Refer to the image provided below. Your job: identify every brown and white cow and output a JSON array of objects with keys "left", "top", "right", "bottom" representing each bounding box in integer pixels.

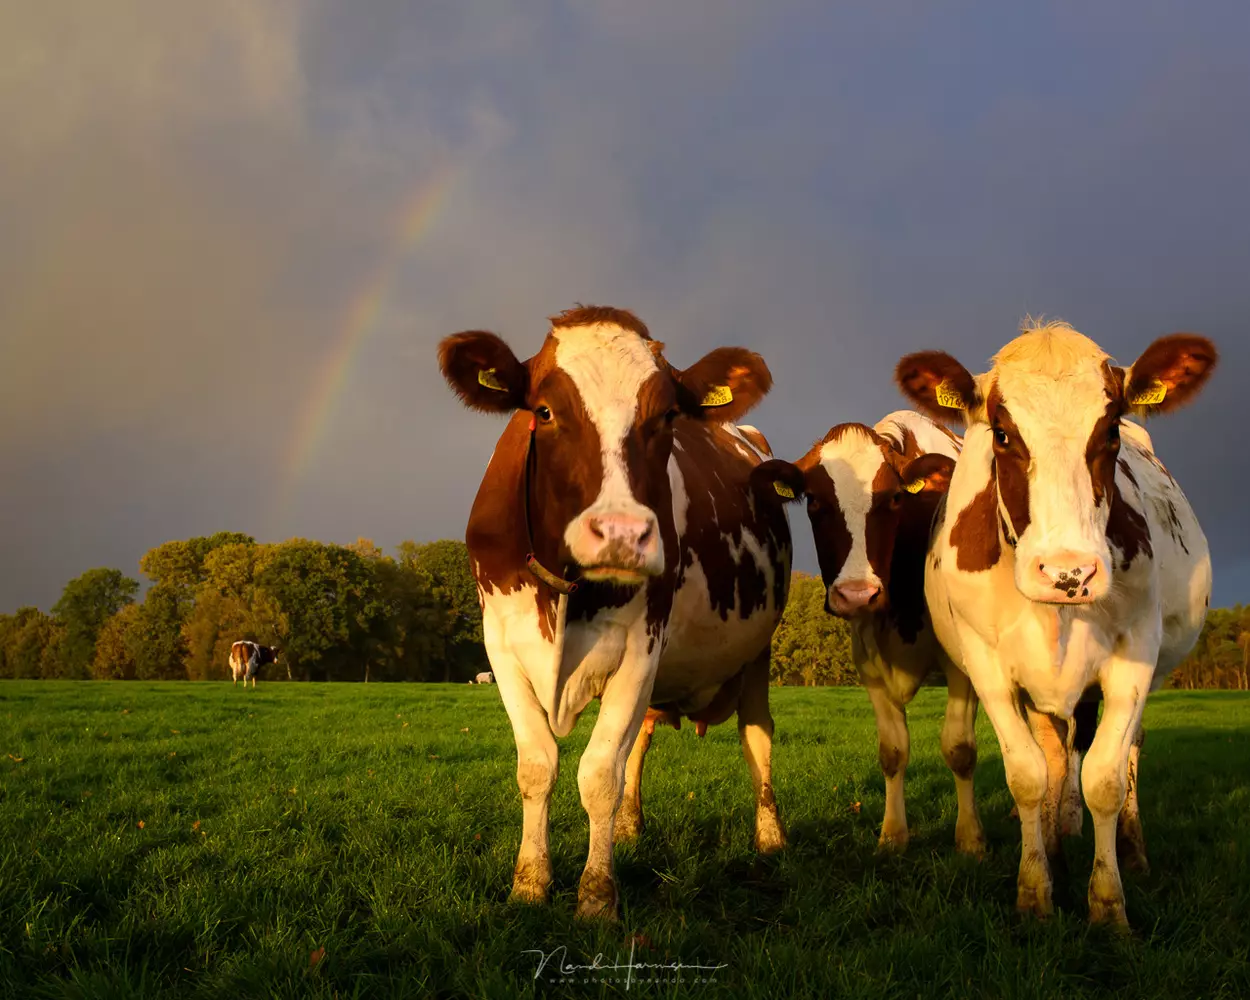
[
  {"left": 896, "top": 321, "right": 1215, "bottom": 928},
  {"left": 752, "top": 410, "right": 986, "bottom": 855},
  {"left": 229, "top": 640, "right": 278, "bottom": 688},
  {"left": 439, "top": 305, "right": 792, "bottom": 920}
]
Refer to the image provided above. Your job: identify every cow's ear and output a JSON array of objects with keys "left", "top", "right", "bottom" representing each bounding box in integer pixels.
[
  {"left": 749, "top": 459, "right": 806, "bottom": 506},
  {"left": 899, "top": 453, "right": 956, "bottom": 497},
  {"left": 895, "top": 351, "right": 979, "bottom": 425},
  {"left": 676, "top": 347, "right": 773, "bottom": 422},
  {"left": 438, "top": 331, "right": 528, "bottom": 413},
  {"left": 1123, "top": 334, "right": 1218, "bottom": 417}
]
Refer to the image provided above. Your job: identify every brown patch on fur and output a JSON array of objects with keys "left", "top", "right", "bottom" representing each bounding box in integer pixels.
[
  {"left": 1106, "top": 478, "right": 1153, "bottom": 571},
  {"left": 550, "top": 304, "right": 651, "bottom": 339},
  {"left": 1126, "top": 334, "right": 1219, "bottom": 415},
  {"left": 951, "top": 479, "right": 1002, "bottom": 572},
  {"left": 1117, "top": 458, "right": 1138, "bottom": 488},
  {"left": 879, "top": 743, "right": 905, "bottom": 779},
  {"left": 945, "top": 742, "right": 977, "bottom": 779},
  {"left": 986, "top": 384, "right": 1031, "bottom": 540},
  {"left": 803, "top": 462, "right": 853, "bottom": 603}
]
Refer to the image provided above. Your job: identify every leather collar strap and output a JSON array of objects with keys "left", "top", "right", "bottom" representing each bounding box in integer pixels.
[{"left": 522, "top": 412, "right": 580, "bottom": 595}]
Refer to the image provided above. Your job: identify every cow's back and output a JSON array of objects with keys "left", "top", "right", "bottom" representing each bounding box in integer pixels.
[{"left": 653, "top": 422, "right": 791, "bottom": 706}]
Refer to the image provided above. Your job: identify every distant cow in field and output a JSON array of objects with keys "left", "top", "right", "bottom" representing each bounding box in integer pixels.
[
  {"left": 753, "top": 410, "right": 986, "bottom": 855},
  {"left": 439, "top": 304, "right": 792, "bottom": 920},
  {"left": 895, "top": 321, "right": 1215, "bottom": 928},
  {"left": 474, "top": 671, "right": 495, "bottom": 684},
  {"left": 229, "top": 641, "right": 278, "bottom": 689}
]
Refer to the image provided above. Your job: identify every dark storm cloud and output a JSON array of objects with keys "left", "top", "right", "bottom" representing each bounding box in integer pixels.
[{"left": 1, "top": 1, "right": 1246, "bottom": 609}]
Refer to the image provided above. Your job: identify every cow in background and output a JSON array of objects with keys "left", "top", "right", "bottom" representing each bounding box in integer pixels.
[
  {"left": 229, "top": 641, "right": 278, "bottom": 689},
  {"left": 752, "top": 410, "right": 985, "bottom": 855},
  {"left": 895, "top": 322, "right": 1215, "bottom": 928},
  {"left": 474, "top": 671, "right": 495, "bottom": 684},
  {"left": 440, "top": 305, "right": 792, "bottom": 920}
]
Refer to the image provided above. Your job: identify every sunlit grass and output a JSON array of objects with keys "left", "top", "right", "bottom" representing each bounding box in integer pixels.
[{"left": 1, "top": 682, "right": 1248, "bottom": 998}]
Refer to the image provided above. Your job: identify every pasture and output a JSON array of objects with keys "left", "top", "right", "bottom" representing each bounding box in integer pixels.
[{"left": 1, "top": 683, "right": 1248, "bottom": 999}]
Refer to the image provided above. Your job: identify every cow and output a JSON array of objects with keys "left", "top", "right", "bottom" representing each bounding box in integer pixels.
[
  {"left": 439, "top": 305, "right": 792, "bottom": 920},
  {"left": 229, "top": 640, "right": 279, "bottom": 689},
  {"left": 751, "top": 410, "right": 986, "bottom": 855},
  {"left": 894, "top": 321, "right": 1216, "bottom": 928},
  {"left": 474, "top": 671, "right": 496, "bottom": 684}
]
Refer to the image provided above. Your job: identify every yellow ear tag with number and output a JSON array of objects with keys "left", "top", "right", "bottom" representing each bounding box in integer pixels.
[
  {"left": 1128, "top": 378, "right": 1167, "bottom": 406},
  {"left": 701, "top": 384, "right": 734, "bottom": 407},
  {"left": 934, "top": 380, "right": 964, "bottom": 409},
  {"left": 477, "top": 368, "right": 507, "bottom": 392},
  {"left": 773, "top": 481, "right": 796, "bottom": 499},
  {"left": 903, "top": 479, "right": 926, "bottom": 494}
]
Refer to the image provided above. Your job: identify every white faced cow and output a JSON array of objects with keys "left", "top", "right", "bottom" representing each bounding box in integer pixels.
[
  {"left": 439, "top": 305, "right": 792, "bottom": 920},
  {"left": 896, "top": 322, "right": 1215, "bottom": 928},
  {"left": 753, "top": 411, "right": 986, "bottom": 855}
]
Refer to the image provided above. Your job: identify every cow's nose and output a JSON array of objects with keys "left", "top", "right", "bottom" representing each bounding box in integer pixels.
[
  {"left": 829, "top": 580, "right": 882, "bottom": 614},
  {"left": 586, "top": 515, "right": 654, "bottom": 548},
  {"left": 1035, "top": 557, "right": 1098, "bottom": 598}
]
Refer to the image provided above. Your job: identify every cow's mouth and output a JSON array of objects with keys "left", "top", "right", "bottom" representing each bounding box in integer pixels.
[{"left": 581, "top": 566, "right": 652, "bottom": 586}]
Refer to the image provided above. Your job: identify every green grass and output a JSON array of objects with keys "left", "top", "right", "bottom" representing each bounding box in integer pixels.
[{"left": 1, "top": 683, "right": 1248, "bottom": 999}]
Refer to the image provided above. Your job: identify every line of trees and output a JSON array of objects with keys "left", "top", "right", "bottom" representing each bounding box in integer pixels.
[{"left": 0, "top": 545, "right": 1242, "bottom": 688}]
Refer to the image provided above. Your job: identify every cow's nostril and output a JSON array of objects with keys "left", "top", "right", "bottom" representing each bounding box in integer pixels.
[
  {"left": 588, "top": 519, "right": 605, "bottom": 540},
  {"left": 639, "top": 523, "right": 654, "bottom": 545}
]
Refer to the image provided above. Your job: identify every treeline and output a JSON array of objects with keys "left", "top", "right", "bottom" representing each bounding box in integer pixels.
[
  {"left": 0, "top": 534, "right": 486, "bottom": 683},
  {"left": 0, "top": 544, "right": 1241, "bottom": 688}
]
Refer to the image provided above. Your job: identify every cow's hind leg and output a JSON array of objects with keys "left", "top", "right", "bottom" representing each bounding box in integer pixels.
[
  {"left": 738, "top": 651, "right": 785, "bottom": 854},
  {"left": 864, "top": 679, "right": 910, "bottom": 852},
  {"left": 1025, "top": 705, "right": 1070, "bottom": 863},
  {"left": 940, "top": 665, "right": 985, "bottom": 857},
  {"left": 616, "top": 721, "right": 653, "bottom": 843},
  {"left": 1116, "top": 723, "right": 1148, "bottom": 873}
]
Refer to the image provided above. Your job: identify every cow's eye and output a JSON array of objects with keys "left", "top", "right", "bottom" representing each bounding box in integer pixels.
[
  {"left": 1107, "top": 422, "right": 1120, "bottom": 447},
  {"left": 891, "top": 491, "right": 904, "bottom": 508},
  {"left": 535, "top": 405, "right": 553, "bottom": 423},
  {"left": 807, "top": 497, "right": 821, "bottom": 513},
  {"left": 992, "top": 427, "right": 1009, "bottom": 448}
]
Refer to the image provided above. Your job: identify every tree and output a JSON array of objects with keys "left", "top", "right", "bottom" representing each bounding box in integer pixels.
[
  {"left": 0, "top": 608, "right": 65, "bottom": 680},
  {"left": 92, "top": 604, "right": 143, "bottom": 680},
  {"left": 770, "top": 573, "right": 857, "bottom": 686},
  {"left": 51, "top": 568, "right": 139, "bottom": 678},
  {"left": 398, "top": 539, "right": 486, "bottom": 682}
]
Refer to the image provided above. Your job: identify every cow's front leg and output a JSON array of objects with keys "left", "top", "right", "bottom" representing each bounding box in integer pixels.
[
  {"left": 863, "top": 678, "right": 910, "bottom": 852},
  {"left": 1024, "top": 705, "right": 1071, "bottom": 862},
  {"left": 494, "top": 670, "right": 559, "bottom": 905},
  {"left": 738, "top": 651, "right": 785, "bottom": 853},
  {"left": 960, "top": 638, "right": 1052, "bottom": 917},
  {"left": 940, "top": 664, "right": 985, "bottom": 857},
  {"left": 575, "top": 647, "right": 656, "bottom": 920},
  {"left": 1084, "top": 654, "right": 1154, "bottom": 929},
  {"left": 1116, "top": 723, "right": 1148, "bottom": 873}
]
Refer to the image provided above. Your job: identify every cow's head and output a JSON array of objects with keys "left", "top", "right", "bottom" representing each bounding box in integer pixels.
[
  {"left": 896, "top": 323, "right": 1217, "bottom": 604},
  {"left": 751, "top": 425, "right": 954, "bottom": 617},
  {"left": 440, "top": 305, "right": 772, "bottom": 585}
]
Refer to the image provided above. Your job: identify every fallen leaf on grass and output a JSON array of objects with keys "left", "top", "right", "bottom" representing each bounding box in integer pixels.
[
  {"left": 122, "top": 709, "right": 130, "bottom": 715},
  {"left": 401, "top": 722, "right": 409, "bottom": 729},
  {"left": 460, "top": 727, "right": 469, "bottom": 733},
  {"left": 474, "top": 833, "right": 482, "bottom": 841},
  {"left": 192, "top": 821, "right": 201, "bottom": 832},
  {"left": 428, "top": 754, "right": 439, "bottom": 760},
  {"left": 366, "top": 769, "right": 375, "bottom": 778},
  {"left": 101, "top": 732, "right": 109, "bottom": 737},
  {"left": 850, "top": 802, "right": 861, "bottom": 814},
  {"left": 7, "top": 754, "right": 23, "bottom": 763},
  {"left": 309, "top": 947, "right": 326, "bottom": 968},
  {"left": 82, "top": 791, "right": 93, "bottom": 798},
  {"left": 170, "top": 729, "right": 180, "bottom": 734},
  {"left": 137, "top": 821, "right": 145, "bottom": 829},
  {"left": 688, "top": 791, "right": 695, "bottom": 800},
  {"left": 168, "top": 752, "right": 177, "bottom": 759}
]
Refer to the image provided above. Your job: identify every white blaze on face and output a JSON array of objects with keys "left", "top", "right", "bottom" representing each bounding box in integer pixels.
[
  {"left": 555, "top": 322, "right": 665, "bottom": 576},
  {"left": 819, "top": 428, "right": 888, "bottom": 591},
  {"left": 990, "top": 325, "right": 1117, "bottom": 601}
]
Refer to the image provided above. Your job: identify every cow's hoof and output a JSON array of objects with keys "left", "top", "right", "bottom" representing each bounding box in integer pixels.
[
  {"left": 615, "top": 812, "right": 644, "bottom": 844},
  {"left": 1015, "top": 880, "right": 1054, "bottom": 919},
  {"left": 954, "top": 826, "right": 987, "bottom": 860},
  {"left": 1088, "top": 893, "right": 1130, "bottom": 932},
  {"left": 877, "top": 828, "right": 909, "bottom": 854},
  {"left": 754, "top": 812, "right": 787, "bottom": 854},
  {"left": 1117, "top": 827, "right": 1150, "bottom": 874},
  {"left": 575, "top": 872, "right": 618, "bottom": 921},
  {"left": 510, "top": 862, "right": 551, "bottom": 905}
]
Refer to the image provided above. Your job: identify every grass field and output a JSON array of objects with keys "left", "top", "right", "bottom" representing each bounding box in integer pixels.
[{"left": 1, "top": 682, "right": 1248, "bottom": 999}]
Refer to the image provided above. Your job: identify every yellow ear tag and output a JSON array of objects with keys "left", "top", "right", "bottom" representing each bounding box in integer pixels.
[
  {"left": 773, "top": 481, "right": 796, "bottom": 499},
  {"left": 477, "top": 368, "right": 507, "bottom": 392},
  {"left": 934, "top": 379, "right": 965, "bottom": 409},
  {"left": 701, "top": 384, "right": 734, "bottom": 407},
  {"left": 1128, "top": 378, "right": 1167, "bottom": 406},
  {"left": 903, "top": 479, "right": 926, "bottom": 494}
]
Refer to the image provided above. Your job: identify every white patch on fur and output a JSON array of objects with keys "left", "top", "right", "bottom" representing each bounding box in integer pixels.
[
  {"left": 875, "top": 409, "right": 962, "bottom": 459},
  {"left": 554, "top": 323, "right": 663, "bottom": 568},
  {"left": 818, "top": 426, "right": 888, "bottom": 588}
]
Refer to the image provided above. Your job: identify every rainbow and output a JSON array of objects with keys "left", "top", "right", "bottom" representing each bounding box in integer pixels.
[{"left": 278, "top": 163, "right": 459, "bottom": 513}]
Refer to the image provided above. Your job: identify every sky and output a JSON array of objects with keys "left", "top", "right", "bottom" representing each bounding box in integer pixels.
[{"left": 1, "top": 1, "right": 1247, "bottom": 611}]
